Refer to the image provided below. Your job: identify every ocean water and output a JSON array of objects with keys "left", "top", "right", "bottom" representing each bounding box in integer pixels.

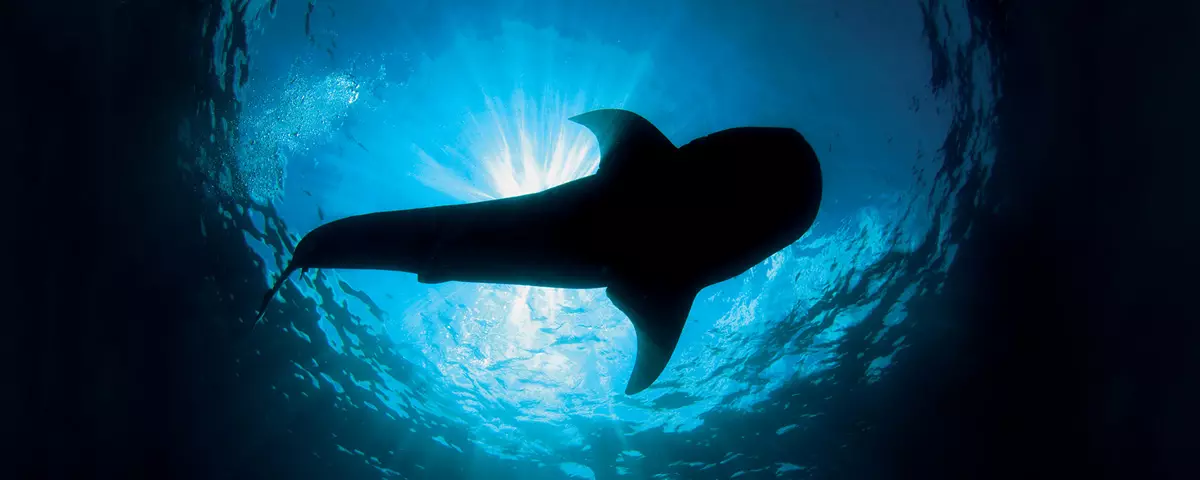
[
  {"left": 16, "top": 0, "right": 1198, "bottom": 478},
  {"left": 196, "top": 0, "right": 995, "bottom": 478}
]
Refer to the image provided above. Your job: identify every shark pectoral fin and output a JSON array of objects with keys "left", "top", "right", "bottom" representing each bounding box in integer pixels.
[{"left": 606, "top": 282, "right": 699, "bottom": 395}]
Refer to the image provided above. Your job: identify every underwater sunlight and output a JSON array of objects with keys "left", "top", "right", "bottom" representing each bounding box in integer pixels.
[{"left": 192, "top": 0, "right": 998, "bottom": 478}]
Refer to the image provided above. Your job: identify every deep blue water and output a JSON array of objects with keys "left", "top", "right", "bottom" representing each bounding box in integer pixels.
[
  {"left": 15, "top": 0, "right": 1199, "bottom": 478},
  {"left": 199, "top": 0, "right": 995, "bottom": 478}
]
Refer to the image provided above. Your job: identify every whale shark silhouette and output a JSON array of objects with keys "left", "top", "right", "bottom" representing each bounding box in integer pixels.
[{"left": 255, "top": 109, "right": 823, "bottom": 394}]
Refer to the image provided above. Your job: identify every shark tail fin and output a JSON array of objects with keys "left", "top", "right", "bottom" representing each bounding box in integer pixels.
[
  {"left": 252, "top": 265, "right": 306, "bottom": 330},
  {"left": 606, "top": 281, "right": 699, "bottom": 395}
]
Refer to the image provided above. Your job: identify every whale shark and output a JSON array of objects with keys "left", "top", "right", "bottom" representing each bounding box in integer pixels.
[{"left": 254, "top": 109, "right": 823, "bottom": 394}]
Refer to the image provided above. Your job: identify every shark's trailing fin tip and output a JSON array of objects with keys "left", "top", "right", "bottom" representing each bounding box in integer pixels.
[
  {"left": 606, "top": 281, "right": 698, "bottom": 395},
  {"left": 569, "top": 109, "right": 676, "bottom": 176},
  {"left": 253, "top": 264, "right": 299, "bottom": 329}
]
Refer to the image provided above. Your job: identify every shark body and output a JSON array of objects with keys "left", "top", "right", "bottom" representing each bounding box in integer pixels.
[{"left": 255, "top": 109, "right": 823, "bottom": 394}]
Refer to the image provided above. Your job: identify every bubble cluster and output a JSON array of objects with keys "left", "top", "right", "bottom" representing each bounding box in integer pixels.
[{"left": 231, "top": 61, "right": 383, "bottom": 203}]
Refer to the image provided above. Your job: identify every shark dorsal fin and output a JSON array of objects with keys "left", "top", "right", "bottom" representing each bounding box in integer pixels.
[
  {"left": 570, "top": 109, "right": 676, "bottom": 177},
  {"left": 606, "top": 281, "right": 699, "bottom": 394}
]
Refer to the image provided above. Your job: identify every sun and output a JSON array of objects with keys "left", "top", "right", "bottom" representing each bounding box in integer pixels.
[
  {"left": 413, "top": 88, "right": 603, "bottom": 202},
  {"left": 404, "top": 87, "right": 636, "bottom": 401}
]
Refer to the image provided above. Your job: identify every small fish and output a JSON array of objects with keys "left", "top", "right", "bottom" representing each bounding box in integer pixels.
[
  {"left": 345, "top": 132, "right": 370, "bottom": 152},
  {"left": 304, "top": 1, "right": 315, "bottom": 43}
]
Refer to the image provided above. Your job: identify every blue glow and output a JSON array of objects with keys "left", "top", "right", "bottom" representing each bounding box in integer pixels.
[{"left": 213, "top": 0, "right": 998, "bottom": 477}]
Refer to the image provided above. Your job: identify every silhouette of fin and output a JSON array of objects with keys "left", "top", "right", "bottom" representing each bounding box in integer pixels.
[
  {"left": 606, "top": 281, "right": 698, "bottom": 394},
  {"left": 252, "top": 265, "right": 307, "bottom": 329},
  {"left": 417, "top": 272, "right": 450, "bottom": 284},
  {"left": 569, "top": 109, "right": 676, "bottom": 177}
]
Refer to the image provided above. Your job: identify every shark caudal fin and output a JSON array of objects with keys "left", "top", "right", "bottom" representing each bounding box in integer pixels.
[
  {"left": 606, "top": 281, "right": 699, "bottom": 395},
  {"left": 252, "top": 265, "right": 305, "bottom": 329}
]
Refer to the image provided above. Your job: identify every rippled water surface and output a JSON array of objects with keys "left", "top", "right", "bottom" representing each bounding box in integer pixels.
[{"left": 192, "top": 0, "right": 999, "bottom": 477}]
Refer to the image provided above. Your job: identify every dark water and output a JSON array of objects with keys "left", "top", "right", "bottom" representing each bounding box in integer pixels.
[{"left": 7, "top": 0, "right": 1198, "bottom": 479}]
